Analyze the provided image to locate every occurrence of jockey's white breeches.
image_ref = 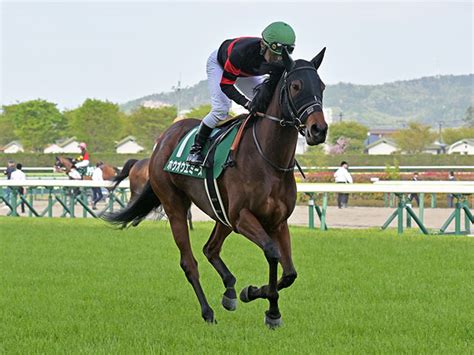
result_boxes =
[68,169,81,180]
[75,160,89,169]
[202,50,265,128]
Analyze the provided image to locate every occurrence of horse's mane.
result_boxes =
[249,62,286,114]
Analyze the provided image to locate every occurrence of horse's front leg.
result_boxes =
[235,209,281,328]
[276,221,297,290]
[242,221,297,297]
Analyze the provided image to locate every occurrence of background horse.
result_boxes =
[105,48,328,327]
[112,158,193,229]
[112,158,149,203]
[54,156,118,180]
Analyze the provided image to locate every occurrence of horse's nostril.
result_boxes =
[310,124,322,137]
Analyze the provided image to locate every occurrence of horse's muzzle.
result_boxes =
[305,112,328,145]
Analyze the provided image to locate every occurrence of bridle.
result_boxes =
[253,64,323,173]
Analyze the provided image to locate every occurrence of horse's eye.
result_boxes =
[292,83,301,91]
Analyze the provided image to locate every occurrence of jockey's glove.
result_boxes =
[244,100,255,114]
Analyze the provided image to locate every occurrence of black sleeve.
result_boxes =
[220,84,249,107]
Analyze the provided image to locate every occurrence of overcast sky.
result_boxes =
[1,0,472,110]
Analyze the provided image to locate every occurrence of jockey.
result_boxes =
[186,21,296,166]
[74,142,90,170]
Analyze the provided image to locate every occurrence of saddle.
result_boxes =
[164,116,250,179]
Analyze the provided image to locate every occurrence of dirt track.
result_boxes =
[2,200,470,234]
[190,205,470,233]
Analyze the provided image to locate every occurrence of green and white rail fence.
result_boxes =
[0,180,130,219]
[1,180,473,235]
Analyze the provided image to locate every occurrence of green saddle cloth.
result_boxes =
[164,123,240,179]
[77,166,94,177]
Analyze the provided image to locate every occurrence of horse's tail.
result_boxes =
[111,159,139,190]
[102,181,161,228]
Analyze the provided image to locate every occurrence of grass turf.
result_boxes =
[1,218,472,353]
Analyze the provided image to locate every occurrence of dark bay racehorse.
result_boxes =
[55,156,118,180]
[105,48,328,327]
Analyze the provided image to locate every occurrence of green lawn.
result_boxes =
[1,218,472,353]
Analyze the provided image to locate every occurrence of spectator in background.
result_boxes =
[10,163,26,213]
[91,162,104,210]
[3,160,16,205]
[447,171,456,208]
[408,172,420,207]
[334,161,353,208]
[4,160,16,179]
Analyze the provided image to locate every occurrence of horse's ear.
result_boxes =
[282,46,294,72]
[311,47,326,70]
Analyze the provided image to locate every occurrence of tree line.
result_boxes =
[0,98,472,154]
[0,99,180,152]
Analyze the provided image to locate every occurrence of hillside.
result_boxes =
[120,74,473,128]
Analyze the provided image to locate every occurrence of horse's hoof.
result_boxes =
[203,309,216,324]
[221,294,237,311]
[205,317,217,325]
[239,286,256,303]
[265,313,282,329]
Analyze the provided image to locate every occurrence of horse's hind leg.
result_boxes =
[164,197,215,323]
[203,223,236,311]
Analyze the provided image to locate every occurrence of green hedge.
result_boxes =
[1,152,473,169]
[296,153,474,167]
[0,153,149,167]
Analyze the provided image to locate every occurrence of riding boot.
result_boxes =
[186,122,213,166]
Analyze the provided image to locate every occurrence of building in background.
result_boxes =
[0,141,24,153]
[44,137,81,154]
[447,139,474,155]
[115,136,145,154]
[365,138,398,155]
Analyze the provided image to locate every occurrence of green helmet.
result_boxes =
[262,21,296,55]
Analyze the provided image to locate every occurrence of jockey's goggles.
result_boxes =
[265,41,295,55]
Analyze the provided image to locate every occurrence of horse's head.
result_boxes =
[279,47,328,145]
[54,156,73,173]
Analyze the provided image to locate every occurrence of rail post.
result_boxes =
[320,192,328,231]
[463,199,473,234]
[419,193,425,224]
[9,188,18,217]
[397,193,404,234]
[47,188,53,217]
[308,193,315,229]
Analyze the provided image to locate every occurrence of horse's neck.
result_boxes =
[256,89,298,170]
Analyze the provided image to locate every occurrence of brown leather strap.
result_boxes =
[230,113,253,152]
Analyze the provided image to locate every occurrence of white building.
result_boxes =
[44,137,81,154]
[116,136,145,154]
[447,139,474,155]
[365,138,398,155]
[1,141,24,153]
